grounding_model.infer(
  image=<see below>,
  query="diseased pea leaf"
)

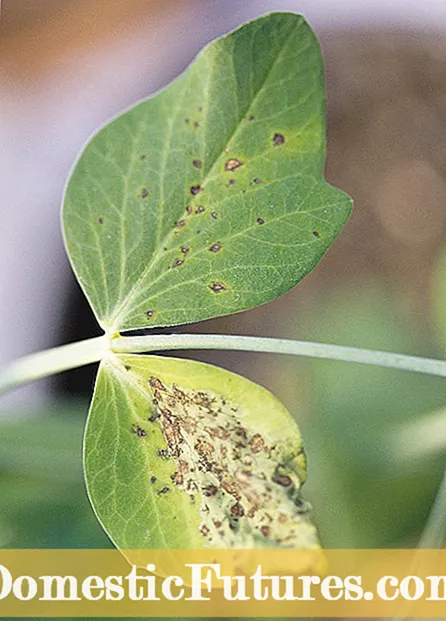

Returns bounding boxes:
[63,12,351,333]
[84,354,319,550]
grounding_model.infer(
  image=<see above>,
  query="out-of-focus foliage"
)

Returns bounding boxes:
[433,246,446,352]
[273,285,446,548]
[0,404,110,549]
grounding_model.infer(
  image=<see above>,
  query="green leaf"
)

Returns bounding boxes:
[84,354,319,549]
[63,12,351,333]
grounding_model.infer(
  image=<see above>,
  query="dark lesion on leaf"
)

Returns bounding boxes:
[190,185,202,195]
[131,424,147,438]
[98,217,104,225]
[272,132,286,146]
[209,282,228,293]
[139,188,149,199]
[157,486,170,495]
[224,158,243,172]
[208,243,221,253]
[171,258,184,269]
[144,376,317,548]
[193,159,202,168]
[256,218,265,225]
[145,310,155,320]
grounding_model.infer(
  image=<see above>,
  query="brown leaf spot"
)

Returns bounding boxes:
[312,230,320,237]
[140,188,149,199]
[250,434,265,453]
[272,472,293,487]
[253,177,262,184]
[171,258,184,269]
[257,218,264,225]
[273,133,285,146]
[209,282,227,293]
[225,158,243,172]
[146,310,155,319]
[176,219,186,228]
[140,154,146,160]
[194,438,214,458]
[181,246,189,254]
[131,425,147,438]
[203,484,218,497]
[209,243,221,253]
[151,476,157,484]
[247,115,255,121]
[196,205,205,214]
[190,185,202,195]
[186,206,193,214]
[149,377,166,391]
[148,410,160,423]
[260,525,271,537]
[172,471,184,486]
[230,502,245,518]
[211,211,218,219]
[98,217,104,224]
[193,121,199,128]
[157,487,170,495]
[193,159,202,169]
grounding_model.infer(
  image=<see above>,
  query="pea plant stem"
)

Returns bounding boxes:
[2,332,446,397]
[113,333,446,377]
[0,335,109,397]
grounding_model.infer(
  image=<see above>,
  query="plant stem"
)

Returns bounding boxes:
[0,335,109,397]
[112,333,446,378]
[2,332,446,398]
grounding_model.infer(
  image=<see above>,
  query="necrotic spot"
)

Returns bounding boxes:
[224,158,243,172]
[190,185,202,195]
[273,133,285,146]
[209,282,227,293]
[140,188,149,198]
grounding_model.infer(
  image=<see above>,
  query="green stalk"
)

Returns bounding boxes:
[2,332,446,398]
[0,335,109,397]
[112,333,446,378]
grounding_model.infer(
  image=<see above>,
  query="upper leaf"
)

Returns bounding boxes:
[84,354,319,550]
[63,12,351,333]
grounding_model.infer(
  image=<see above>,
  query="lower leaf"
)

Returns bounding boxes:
[84,354,319,550]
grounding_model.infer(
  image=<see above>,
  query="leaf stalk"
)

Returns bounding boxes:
[1,332,446,398]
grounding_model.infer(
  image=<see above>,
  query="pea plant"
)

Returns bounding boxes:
[1,12,446,553]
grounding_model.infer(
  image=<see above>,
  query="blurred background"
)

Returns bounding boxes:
[2,0,446,555]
